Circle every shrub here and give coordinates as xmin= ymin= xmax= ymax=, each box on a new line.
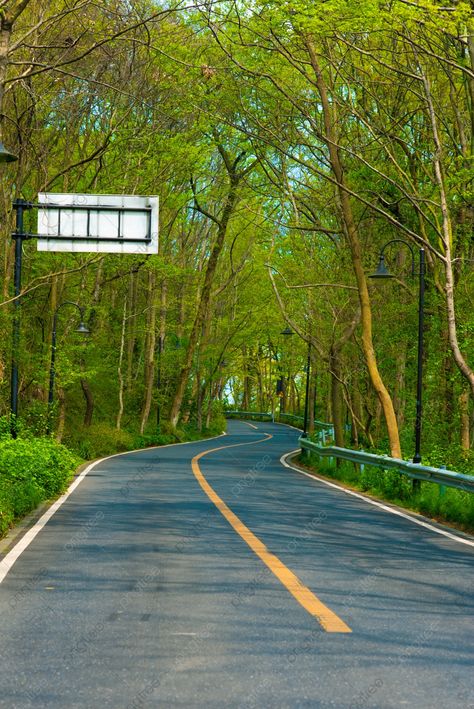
xmin=0 ymin=437 xmax=79 ymax=496
xmin=63 ymin=424 xmax=135 ymax=459
xmin=133 ymin=432 xmax=177 ymax=449
xmin=0 ymin=436 xmax=79 ymax=538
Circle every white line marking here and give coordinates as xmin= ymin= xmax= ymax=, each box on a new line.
xmin=0 ymin=432 xmax=227 ymax=585
xmin=243 ymin=421 xmax=258 ymax=430
xmin=280 ymin=450 xmax=474 ymax=549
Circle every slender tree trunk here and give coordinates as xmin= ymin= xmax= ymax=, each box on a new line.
xmin=156 ymin=279 xmax=167 ymax=426
xmin=393 ymin=346 xmax=407 ymax=428
xmin=305 ymin=37 xmax=401 ymax=457
xmin=205 ymin=384 xmax=213 ymax=429
xmin=126 ymin=271 xmax=138 ymax=388
xmin=55 ymin=387 xmax=66 ymax=443
xmin=196 ymin=374 xmax=204 ymax=432
xmin=460 ymin=389 xmax=470 ymax=452
xmin=169 ymin=153 xmax=242 ymax=427
xmin=242 ymin=347 xmax=251 ymax=410
xmin=116 ymin=296 xmax=127 ymax=431
xmin=329 ymin=349 xmax=344 ymax=447
xmin=81 ymin=379 xmax=94 ymax=427
xmin=140 ymin=270 xmax=157 ymax=434
xmin=422 ymin=66 xmax=474 ymax=414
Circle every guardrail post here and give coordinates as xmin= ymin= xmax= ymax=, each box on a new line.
xmin=439 ymin=465 xmax=446 ymax=498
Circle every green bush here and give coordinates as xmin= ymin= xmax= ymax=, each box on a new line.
xmin=63 ymin=424 xmax=135 ymax=459
xmin=0 ymin=435 xmax=79 ymax=538
xmin=0 ymin=437 xmax=79 ymax=496
xmin=0 ymin=415 xmax=226 ymax=540
xmin=133 ymin=432 xmax=177 ymax=449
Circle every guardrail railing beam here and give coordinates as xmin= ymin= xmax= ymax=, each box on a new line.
xmin=298 ymin=437 xmax=474 ymax=494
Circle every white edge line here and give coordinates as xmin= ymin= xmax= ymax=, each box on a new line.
xmin=280 ymin=449 xmax=474 ymax=549
xmin=0 ymin=431 xmax=227 ymax=585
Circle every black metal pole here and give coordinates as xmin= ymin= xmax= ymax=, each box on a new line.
xmin=10 ymin=199 xmax=30 ymax=437
xmin=413 ymin=248 xmax=425 ymax=468
xmin=302 ymin=341 xmax=311 ymax=438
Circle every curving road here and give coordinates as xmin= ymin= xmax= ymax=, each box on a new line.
xmin=0 ymin=420 xmax=473 ymax=708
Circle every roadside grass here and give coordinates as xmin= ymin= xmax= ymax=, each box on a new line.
xmin=62 ymin=416 xmax=226 ymax=459
xmin=298 ymin=453 xmax=474 ymax=534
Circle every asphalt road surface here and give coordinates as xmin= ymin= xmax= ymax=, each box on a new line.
xmin=0 ymin=420 xmax=473 ymax=708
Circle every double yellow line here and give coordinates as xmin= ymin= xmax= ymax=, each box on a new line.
xmin=191 ymin=435 xmax=351 ymax=634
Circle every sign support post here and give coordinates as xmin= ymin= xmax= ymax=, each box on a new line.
xmin=9 ymin=193 xmax=158 ymax=435
xmin=10 ymin=199 xmax=33 ymax=437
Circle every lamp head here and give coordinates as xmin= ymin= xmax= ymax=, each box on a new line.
xmin=369 ymin=254 xmax=395 ymax=280
xmin=0 ymin=142 xmax=18 ymax=163
xmin=76 ymin=321 xmax=90 ymax=335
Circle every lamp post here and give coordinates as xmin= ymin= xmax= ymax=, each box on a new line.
xmin=0 ymin=142 xmax=20 ymax=435
xmin=301 ymin=340 xmax=312 ymax=439
xmin=370 ymin=240 xmax=425 ymax=471
xmin=47 ymin=301 xmax=90 ymax=434
xmin=279 ymin=327 xmax=294 ymax=415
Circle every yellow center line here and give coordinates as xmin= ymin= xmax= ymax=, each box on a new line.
xmin=191 ymin=435 xmax=352 ymax=634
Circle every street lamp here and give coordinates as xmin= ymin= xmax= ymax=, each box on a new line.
xmin=301 ymin=340 xmax=312 ymax=439
xmin=47 ymin=301 xmax=90 ymax=434
xmin=279 ymin=326 xmax=294 ymax=415
xmin=0 ymin=142 xmax=18 ymax=163
xmin=0 ymin=142 xmax=20 ymax=436
xmin=370 ymin=239 xmax=425 ymax=469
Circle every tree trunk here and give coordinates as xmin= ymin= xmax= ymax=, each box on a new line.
xmin=169 ymin=150 xmax=242 ymax=427
xmin=242 ymin=348 xmax=252 ymax=410
xmin=421 ymin=67 xmax=474 ymax=409
xmin=81 ymin=379 xmax=94 ymax=427
xmin=55 ymin=387 xmax=66 ymax=443
xmin=139 ymin=270 xmax=157 ymax=434
xmin=460 ymin=389 xmax=470 ymax=452
xmin=126 ymin=271 xmax=138 ymax=388
xmin=329 ymin=349 xmax=344 ymax=447
xmin=116 ymin=296 xmax=127 ymax=431
xmin=156 ymin=279 xmax=167 ymax=426
xmin=393 ymin=346 xmax=406 ymax=428
xmin=305 ymin=37 xmax=401 ymax=457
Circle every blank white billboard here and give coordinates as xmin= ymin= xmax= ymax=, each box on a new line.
xmin=37 ymin=193 xmax=158 ymax=254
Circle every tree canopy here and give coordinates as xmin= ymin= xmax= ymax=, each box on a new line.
xmin=0 ymin=0 xmax=472 ymax=469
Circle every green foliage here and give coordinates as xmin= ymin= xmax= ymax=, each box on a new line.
xmin=360 ymin=467 xmax=413 ymax=501
xmin=0 ymin=436 xmax=79 ymax=496
xmin=1 ymin=0 xmax=474 ymax=543
xmin=63 ymin=424 xmax=135 ymax=460
xmin=422 ymin=444 xmax=474 ymax=477
xmin=0 ymin=435 xmax=79 ymax=537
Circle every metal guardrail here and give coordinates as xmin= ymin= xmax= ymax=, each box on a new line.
xmin=225 ymin=410 xmax=273 ymax=421
xmin=225 ymin=410 xmax=334 ymax=435
xmin=299 ymin=438 xmax=474 ymax=493
xmin=225 ymin=410 xmax=474 ymax=492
